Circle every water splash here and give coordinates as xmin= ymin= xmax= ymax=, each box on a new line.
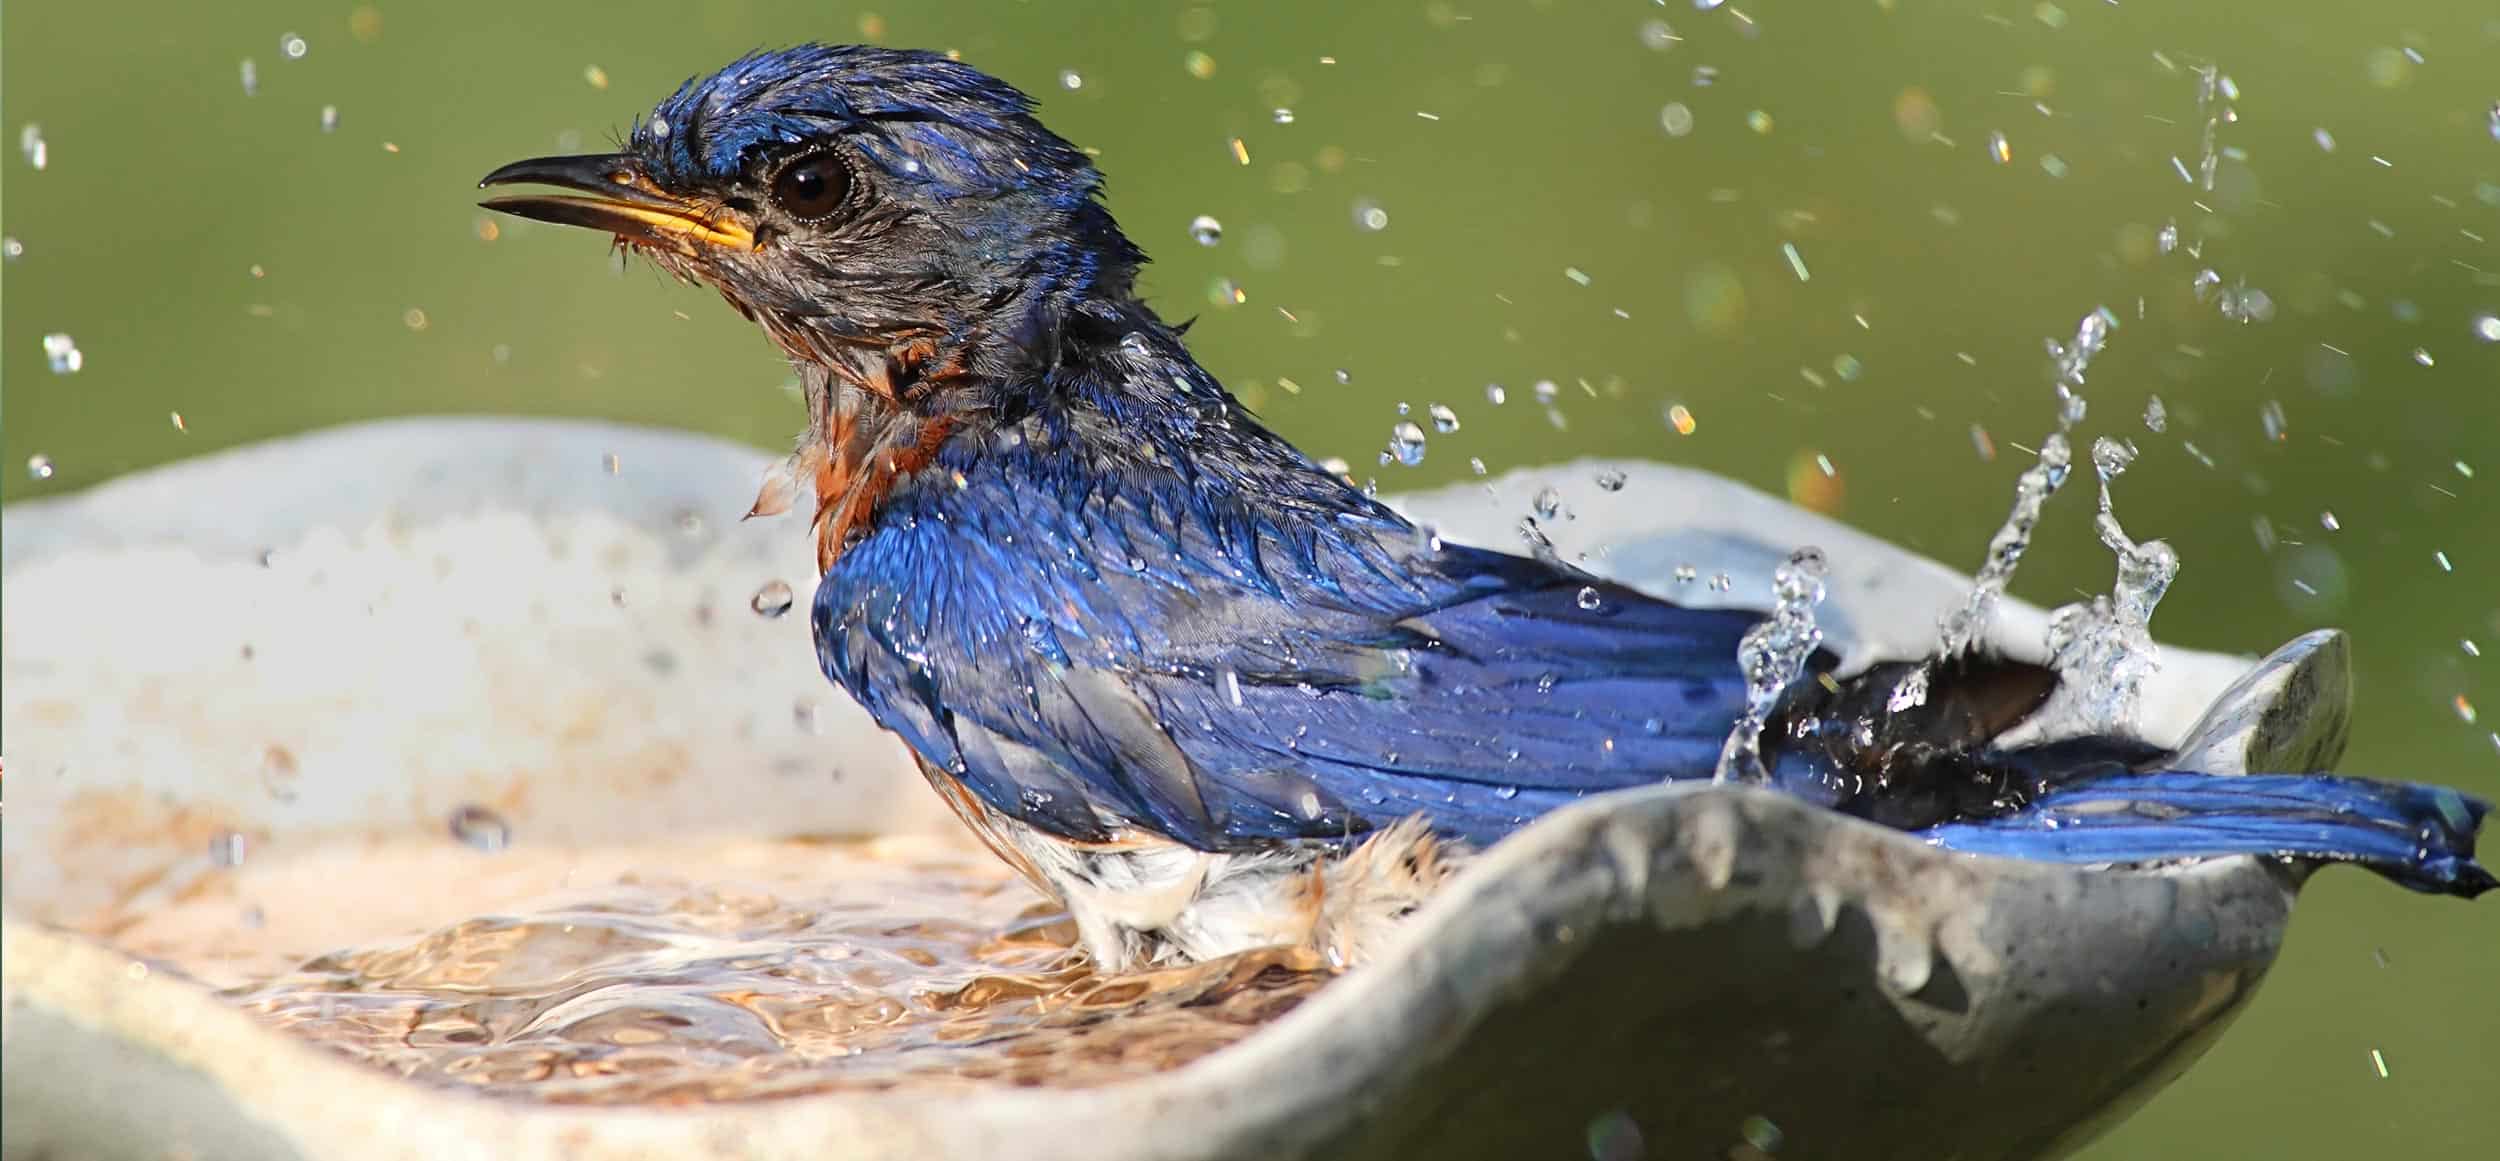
xmin=1716 ymin=547 xmax=1828 ymax=784
xmin=2193 ymin=65 xmax=2226 ymax=192
xmin=1936 ymin=307 xmax=2112 ymax=656
xmin=2041 ymin=439 xmax=2178 ymax=734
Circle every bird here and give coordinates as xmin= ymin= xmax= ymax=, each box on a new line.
xmin=481 ymin=44 xmax=2490 ymax=970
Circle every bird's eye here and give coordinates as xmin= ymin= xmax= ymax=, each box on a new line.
xmin=769 ymin=154 xmax=849 ymax=221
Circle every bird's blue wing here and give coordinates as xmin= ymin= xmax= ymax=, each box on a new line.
xmin=815 ymin=453 xmax=1776 ymax=850
xmin=1104 ymin=547 xmax=1771 ymax=846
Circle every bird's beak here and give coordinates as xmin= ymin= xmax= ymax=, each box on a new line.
xmin=478 ymin=153 xmax=755 ymax=252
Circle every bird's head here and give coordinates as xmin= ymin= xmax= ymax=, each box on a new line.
xmin=481 ymin=45 xmax=1149 ymax=564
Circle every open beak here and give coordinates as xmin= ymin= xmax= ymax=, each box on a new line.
xmin=478 ymin=153 xmax=755 ymax=252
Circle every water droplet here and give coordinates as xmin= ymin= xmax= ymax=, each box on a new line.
xmin=1333 ymin=368 xmax=1352 ymax=385
xmin=1692 ymin=65 xmax=1719 ymax=86
xmin=239 ymin=59 xmax=259 ymax=97
xmin=2319 ymin=510 xmax=2341 ymax=531
xmin=448 ymin=805 xmax=512 ymax=852
xmin=1536 ymin=673 xmax=1558 ymax=694
xmin=1272 ymin=107 xmax=1295 ymax=124
xmin=2219 ymin=283 xmax=2274 ymax=323
xmin=1694 ymin=0 xmax=1727 ymax=9
xmin=1 ymin=235 xmax=20 ymax=261
xmin=2143 ymin=395 xmax=2167 ymax=433
xmin=320 ymin=105 xmax=339 ymax=133
xmin=1659 ymin=102 xmax=1695 ymax=137
xmin=2312 ymin=127 xmax=2337 ymax=152
xmin=1427 ymin=403 xmax=1460 ymax=433
xmin=41 ymin=332 xmax=83 ymax=373
xmin=2472 ymin=314 xmax=2500 ymax=343
xmin=280 ymin=32 xmax=308 ymax=59
xmin=1533 ymin=380 xmax=1559 ymax=404
xmin=2410 ymin=347 xmax=2434 ymax=367
xmin=1740 ymin=1115 xmax=1785 ymax=1153
xmin=2261 ymin=400 xmax=2287 ymax=441
xmin=1595 ymin=470 xmax=1627 ymax=492
xmin=209 ymin=831 xmax=249 ymax=868
xmin=1184 ymin=51 xmax=1216 ymax=80
xmin=1469 ymin=457 xmax=1488 ymax=476
xmin=1674 ymin=565 xmax=1698 ymax=584
xmin=1351 ymin=198 xmax=1389 ymax=231
xmin=1576 ymin=586 xmax=1603 ymax=611
xmin=1484 ymin=382 xmax=1507 ymax=405
xmin=26 ymin=454 xmax=55 ymax=480
xmin=1665 ymin=404 xmax=1697 ymax=435
xmin=1708 ymin=572 xmax=1734 ymax=592
xmin=1493 ymin=784 xmax=1520 ymax=801
xmin=1987 ymin=131 xmax=2013 ymax=164
xmin=2091 ymin=436 xmax=2138 ymax=480
xmin=1639 ymin=20 xmax=1677 ymax=51
xmin=1187 ymin=214 xmax=1222 ymax=246
xmin=2157 ymin=221 xmax=2180 ymax=253
xmin=1058 ymin=69 xmax=1083 ymax=90
xmin=751 ymin=580 xmax=796 ymax=618
xmin=1746 ymin=110 xmax=1774 ymax=135
xmin=1384 ymin=421 xmax=1427 ymax=466
xmin=1532 ymin=487 xmax=1563 ymax=520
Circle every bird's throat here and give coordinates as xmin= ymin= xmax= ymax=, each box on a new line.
xmin=795 ymin=358 xmax=961 ymax=572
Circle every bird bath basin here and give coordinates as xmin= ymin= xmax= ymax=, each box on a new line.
xmin=4 ymin=418 xmax=2336 ymax=1160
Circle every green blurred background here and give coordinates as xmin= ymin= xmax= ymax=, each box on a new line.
xmin=4 ymin=1 xmax=2493 ymax=1155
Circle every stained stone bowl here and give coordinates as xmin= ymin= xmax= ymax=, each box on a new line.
xmin=1 ymin=419 xmax=2346 ymax=1161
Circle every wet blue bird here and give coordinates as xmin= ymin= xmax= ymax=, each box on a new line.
xmin=482 ymin=45 xmax=2489 ymax=968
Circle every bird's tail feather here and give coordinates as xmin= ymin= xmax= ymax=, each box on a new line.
xmin=1920 ymin=772 xmax=2495 ymax=898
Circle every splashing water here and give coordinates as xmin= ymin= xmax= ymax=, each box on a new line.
xmin=1936 ymin=307 xmax=2111 ymax=656
xmin=2193 ymin=65 xmax=2227 ymax=193
xmin=1716 ymin=547 xmax=1828 ymax=784
xmin=2041 ymin=439 xmax=2179 ymax=733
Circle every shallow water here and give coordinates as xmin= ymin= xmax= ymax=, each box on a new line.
xmin=97 ymin=836 xmax=1324 ymax=1104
